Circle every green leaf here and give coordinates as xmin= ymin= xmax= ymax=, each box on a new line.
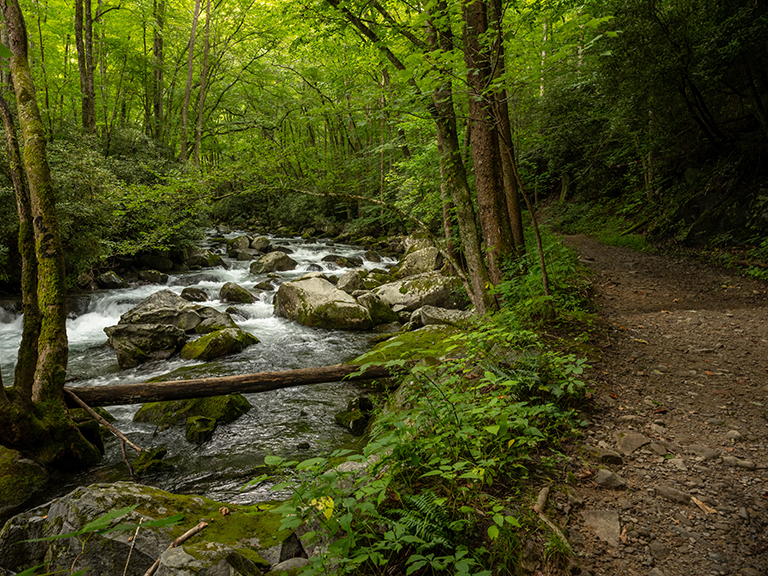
xmin=483 ymin=424 xmax=500 ymax=436
xmin=0 ymin=44 xmax=12 ymax=59
xmin=487 ymin=524 xmax=499 ymax=540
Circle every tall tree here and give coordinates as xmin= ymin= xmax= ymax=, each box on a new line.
xmin=180 ymin=0 xmax=202 ymax=162
xmin=0 ymin=0 xmax=102 ymax=469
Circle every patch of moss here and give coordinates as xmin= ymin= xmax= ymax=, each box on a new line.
xmin=180 ymin=328 xmax=259 ymax=361
xmin=133 ymin=394 xmax=252 ymax=428
xmin=0 ymin=447 xmax=49 ymax=514
xmin=355 ymin=325 xmax=459 ymax=364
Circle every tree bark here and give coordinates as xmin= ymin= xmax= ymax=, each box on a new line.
xmin=194 ymin=0 xmax=211 ymax=167
xmin=0 ymin=0 xmax=101 ymax=469
xmin=74 ymin=0 xmax=96 ymax=133
xmin=65 ymin=363 xmax=410 ymax=407
xmin=180 ymin=0 xmax=202 ymax=162
xmin=463 ymin=0 xmax=515 ymax=285
xmin=152 ymin=0 xmax=164 ymax=140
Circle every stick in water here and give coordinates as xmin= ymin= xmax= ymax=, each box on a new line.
xmin=65 ymin=389 xmax=143 ymax=452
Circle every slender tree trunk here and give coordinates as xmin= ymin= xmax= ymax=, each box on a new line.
xmin=0 ymin=0 xmax=101 ymax=469
xmin=74 ymin=0 xmax=95 ymax=133
xmin=180 ymin=0 xmax=202 ymax=162
xmin=194 ymin=0 xmax=211 ymax=167
xmin=153 ymin=0 xmax=164 ymax=140
xmin=463 ymin=0 xmax=515 ymax=285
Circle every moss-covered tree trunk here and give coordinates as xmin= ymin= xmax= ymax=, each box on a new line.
xmin=0 ymin=0 xmax=102 ymax=470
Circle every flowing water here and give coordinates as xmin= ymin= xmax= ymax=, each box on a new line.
xmin=0 ymin=232 xmax=395 ymax=505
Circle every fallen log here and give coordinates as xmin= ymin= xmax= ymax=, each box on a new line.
xmin=63 ymin=362 xmax=410 ymax=408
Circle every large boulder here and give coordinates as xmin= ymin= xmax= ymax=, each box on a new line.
xmin=274 ymin=277 xmax=373 ymax=330
xmin=373 ymin=272 xmax=465 ymax=312
xmin=0 ymin=482 xmax=294 ymax=576
xmin=180 ymin=327 xmax=259 ymax=361
xmin=413 ymin=305 xmax=475 ymax=328
xmin=251 ymin=236 xmax=271 ymax=252
xmin=137 ymin=269 xmax=169 ymax=284
xmin=103 ymin=323 xmax=186 ymax=368
xmin=116 ymin=290 xmax=203 ymax=331
xmin=356 ymin=292 xmax=399 ymax=325
xmin=0 ymin=447 xmax=49 ymax=520
xmin=396 ymin=247 xmax=443 ymax=278
xmin=137 ymin=253 xmax=174 ymax=272
xmin=186 ymin=247 xmax=227 ymax=269
xmin=337 ymin=270 xmax=366 ymax=294
xmin=219 ymin=281 xmax=256 ymax=303
xmin=134 ymin=394 xmax=252 ymax=428
xmin=226 ymin=235 xmax=251 ymax=251
xmin=194 ymin=307 xmax=238 ymax=334
xmin=96 ymin=271 xmax=128 ymax=289
xmin=250 ymin=251 xmax=298 ymax=274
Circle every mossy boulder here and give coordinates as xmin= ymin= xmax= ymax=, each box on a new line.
xmin=133 ymin=394 xmax=252 ymax=429
xmin=373 ymin=272 xmax=465 ymax=311
xmin=219 ymin=281 xmax=256 ymax=304
xmin=356 ymin=292 xmax=399 ymax=325
xmin=250 ymin=251 xmax=297 ymax=274
xmin=186 ymin=416 xmax=217 ymax=444
xmin=337 ymin=270 xmax=366 ymax=294
xmin=356 ymin=325 xmax=460 ymax=364
xmin=103 ymin=323 xmax=187 ymax=368
xmin=396 ymin=246 xmax=443 ymax=278
xmin=0 ymin=482 xmax=294 ymax=575
xmin=0 ymin=447 xmax=49 ymax=519
xmin=96 ymin=271 xmax=128 ymax=289
xmin=180 ymin=327 xmax=259 ymax=361
xmin=274 ymin=277 xmax=373 ymax=330
xmin=187 ymin=247 xmax=228 ymax=269
xmin=132 ymin=447 xmax=173 ymax=475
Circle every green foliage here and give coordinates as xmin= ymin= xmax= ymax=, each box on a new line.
xmin=253 ymin=284 xmax=590 ymax=574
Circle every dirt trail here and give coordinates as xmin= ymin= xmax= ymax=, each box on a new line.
xmin=560 ymin=235 xmax=768 ymax=576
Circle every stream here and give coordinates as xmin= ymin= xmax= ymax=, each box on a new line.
xmin=0 ymin=231 xmax=395 ymax=505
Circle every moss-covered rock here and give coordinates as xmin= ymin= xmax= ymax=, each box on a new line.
xmin=0 ymin=481 xmax=292 ymax=575
xmin=180 ymin=327 xmax=259 ymax=361
xmin=356 ymin=325 xmax=460 ymax=364
xmin=133 ymin=394 xmax=252 ymax=429
xmin=274 ymin=277 xmax=373 ymax=330
xmin=250 ymin=251 xmax=297 ymax=274
xmin=219 ymin=281 xmax=256 ymax=304
xmin=186 ymin=416 xmax=217 ymax=444
xmin=0 ymin=447 xmax=49 ymax=519
xmin=132 ymin=447 xmax=173 ymax=475
xmin=356 ymin=292 xmax=399 ymax=325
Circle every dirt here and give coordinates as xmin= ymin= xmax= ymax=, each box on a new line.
xmin=555 ymin=235 xmax=768 ymax=576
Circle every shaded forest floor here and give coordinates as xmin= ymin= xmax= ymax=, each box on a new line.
xmin=559 ymin=235 xmax=768 ymax=576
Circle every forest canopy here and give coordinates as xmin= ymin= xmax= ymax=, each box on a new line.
xmin=0 ymin=0 xmax=766 ymax=290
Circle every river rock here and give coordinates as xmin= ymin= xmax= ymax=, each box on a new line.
xmin=274 ymin=277 xmax=373 ymax=330
xmin=194 ymin=308 xmax=238 ymax=334
xmin=186 ymin=247 xmax=227 ymax=269
xmin=0 ymin=482 xmax=289 ymax=576
xmin=134 ymin=394 xmax=252 ymax=429
xmin=116 ymin=289 xmax=203 ymax=331
xmin=396 ymin=247 xmax=443 ymax=278
xmin=373 ymin=272 xmax=465 ymax=311
xmin=104 ymin=323 xmax=187 ymax=368
xmin=416 ymin=305 xmax=475 ymax=327
xmin=337 ymin=270 xmax=366 ymax=294
xmin=251 ymin=251 xmax=298 ymax=274
xmin=356 ymin=292 xmax=399 ymax=325
xmin=180 ymin=327 xmax=259 ymax=361
xmin=96 ymin=271 xmax=128 ymax=289
xmin=226 ymin=235 xmax=251 ymax=251
xmin=185 ymin=416 xmax=217 ymax=444
xmin=364 ymin=250 xmax=381 ymax=263
xmin=251 ymin=236 xmax=271 ymax=252
xmin=138 ymin=269 xmax=168 ymax=284
xmin=219 ymin=281 xmax=256 ymax=303
xmin=180 ymin=287 xmax=208 ymax=302
xmin=0 ymin=447 xmax=49 ymax=519
xmin=321 ymin=254 xmax=363 ymax=269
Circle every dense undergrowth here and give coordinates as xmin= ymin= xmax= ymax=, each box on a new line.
xmin=251 ymin=232 xmax=595 ymax=575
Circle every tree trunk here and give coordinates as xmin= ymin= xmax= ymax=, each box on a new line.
xmin=0 ymin=0 xmax=101 ymax=470
xmin=152 ymin=0 xmax=164 ymax=140
xmin=65 ymin=363 xmax=409 ymax=407
xmin=74 ymin=0 xmax=96 ymax=133
xmin=463 ymin=0 xmax=515 ymax=285
xmin=180 ymin=0 xmax=202 ymax=162
xmin=194 ymin=0 xmax=211 ymax=167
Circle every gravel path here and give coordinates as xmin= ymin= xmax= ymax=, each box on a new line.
xmin=558 ymin=236 xmax=768 ymax=576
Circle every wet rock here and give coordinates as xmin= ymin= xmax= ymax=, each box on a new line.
xmin=104 ymin=323 xmax=187 ymax=369
xmin=337 ymin=270 xmax=366 ymax=294
xmin=134 ymin=394 xmax=252 ymax=429
xmin=187 ymin=247 xmax=227 ymax=269
xmin=219 ymin=281 xmax=256 ymax=303
xmin=275 ymin=277 xmax=373 ymax=330
xmin=396 ymin=247 xmax=443 ymax=278
xmin=180 ymin=287 xmax=208 ymax=302
xmin=96 ymin=271 xmax=128 ymax=289
xmin=251 ymin=236 xmax=271 ymax=252
xmin=138 ymin=269 xmax=168 ymax=284
xmin=185 ymin=416 xmax=217 ymax=444
xmin=251 ymin=251 xmax=298 ymax=274
xmin=180 ymin=327 xmax=259 ymax=361
xmin=133 ymin=447 xmax=173 ymax=475
xmin=356 ymin=292 xmax=399 ymax=325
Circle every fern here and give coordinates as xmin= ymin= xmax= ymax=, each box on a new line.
xmin=386 ymin=491 xmax=453 ymax=549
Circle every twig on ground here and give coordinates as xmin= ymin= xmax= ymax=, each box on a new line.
xmin=143 ymin=521 xmax=208 ymax=576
